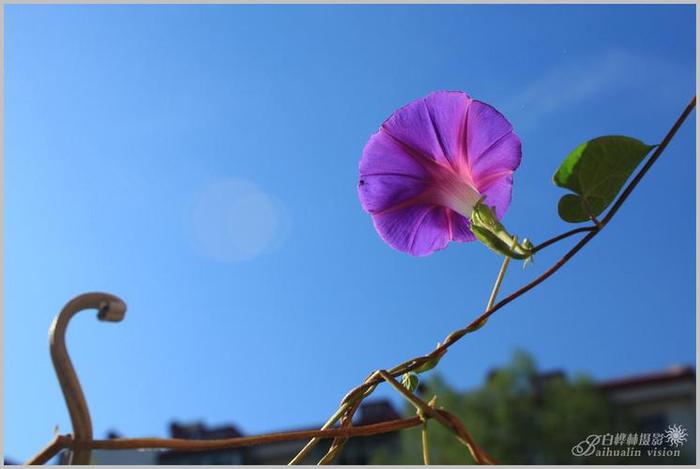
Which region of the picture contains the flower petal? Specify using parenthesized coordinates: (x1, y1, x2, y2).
(358, 130, 431, 214)
(466, 100, 519, 174)
(410, 207, 453, 255)
(360, 129, 429, 179)
(358, 173, 428, 213)
(422, 91, 472, 169)
(372, 204, 451, 256)
(381, 91, 472, 169)
(471, 132, 522, 190)
(447, 210, 477, 243)
(480, 174, 514, 219)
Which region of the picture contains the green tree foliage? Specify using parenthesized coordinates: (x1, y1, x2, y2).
(373, 350, 649, 465)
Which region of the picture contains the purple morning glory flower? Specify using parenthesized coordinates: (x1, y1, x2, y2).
(358, 91, 521, 256)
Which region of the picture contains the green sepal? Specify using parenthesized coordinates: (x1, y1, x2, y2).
(470, 201, 533, 261)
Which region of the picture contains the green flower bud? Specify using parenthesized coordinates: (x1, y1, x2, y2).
(401, 372, 420, 392)
(470, 200, 533, 261)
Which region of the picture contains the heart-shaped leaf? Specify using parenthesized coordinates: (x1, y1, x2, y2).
(553, 136, 655, 223)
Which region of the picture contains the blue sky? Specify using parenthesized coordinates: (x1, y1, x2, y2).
(5, 4, 695, 461)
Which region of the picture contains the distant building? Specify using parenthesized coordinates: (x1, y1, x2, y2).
(599, 365, 695, 456)
(73, 431, 159, 465)
(87, 448, 158, 465)
(155, 399, 401, 465)
(158, 422, 246, 465)
(86, 365, 695, 465)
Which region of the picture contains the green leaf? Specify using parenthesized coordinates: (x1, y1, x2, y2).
(553, 136, 655, 223)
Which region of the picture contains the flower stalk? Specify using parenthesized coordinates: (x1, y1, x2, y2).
(486, 253, 512, 312)
(421, 420, 430, 465)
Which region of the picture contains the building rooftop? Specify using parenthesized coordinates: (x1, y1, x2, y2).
(598, 365, 695, 391)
